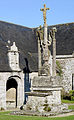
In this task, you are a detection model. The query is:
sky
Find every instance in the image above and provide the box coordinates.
[0,0,74,28]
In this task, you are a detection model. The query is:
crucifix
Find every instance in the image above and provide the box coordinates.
[40,4,50,25]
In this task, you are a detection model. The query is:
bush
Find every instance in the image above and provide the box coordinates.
[61,89,71,100]
[61,90,74,101]
[63,93,71,100]
[69,90,74,101]
[69,90,74,96]
[71,96,74,101]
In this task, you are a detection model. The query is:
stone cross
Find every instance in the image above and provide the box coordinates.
[40,4,50,25]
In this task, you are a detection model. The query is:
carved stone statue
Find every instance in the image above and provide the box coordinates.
[40,4,50,25]
[36,25,44,41]
[36,26,44,76]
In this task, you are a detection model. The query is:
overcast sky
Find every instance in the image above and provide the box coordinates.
[0,0,74,28]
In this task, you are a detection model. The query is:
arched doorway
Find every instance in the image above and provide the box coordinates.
[6,78,18,108]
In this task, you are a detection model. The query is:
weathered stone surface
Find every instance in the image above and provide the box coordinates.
[11,108,72,116]
[25,92,52,97]
[23,91,68,113]
[50,104,68,113]
[50,27,57,76]
[32,76,61,87]
[56,55,74,92]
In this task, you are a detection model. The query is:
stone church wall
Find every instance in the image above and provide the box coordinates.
[0,75,6,109]
[56,55,74,92]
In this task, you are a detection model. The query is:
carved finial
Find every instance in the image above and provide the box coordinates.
[40,4,50,25]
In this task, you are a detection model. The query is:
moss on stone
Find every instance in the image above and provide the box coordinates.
[56,60,63,77]
[43,106,51,112]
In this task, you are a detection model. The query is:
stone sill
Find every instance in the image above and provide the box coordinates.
[25,92,52,97]
[32,87,62,91]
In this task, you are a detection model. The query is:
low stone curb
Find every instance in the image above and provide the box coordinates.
[10,109,74,117]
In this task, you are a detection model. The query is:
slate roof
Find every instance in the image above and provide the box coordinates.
[0,21,74,72]
[49,23,74,55]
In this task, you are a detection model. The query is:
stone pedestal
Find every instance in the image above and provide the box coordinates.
[23,76,68,113]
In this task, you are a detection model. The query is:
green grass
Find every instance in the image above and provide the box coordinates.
[68,105,74,110]
[62,99,74,104]
[0,115,74,120]
[62,99,74,110]
[0,111,11,115]
[0,112,74,120]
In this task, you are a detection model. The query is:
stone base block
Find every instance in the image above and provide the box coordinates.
[23,94,68,113]
[32,76,61,88]
[23,86,66,113]
[23,76,68,113]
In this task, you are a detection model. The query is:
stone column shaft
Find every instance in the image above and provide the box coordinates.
[38,38,42,76]
[43,24,48,62]
[42,24,50,76]
[52,33,56,76]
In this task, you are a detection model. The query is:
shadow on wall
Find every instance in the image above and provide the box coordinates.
[23,58,31,104]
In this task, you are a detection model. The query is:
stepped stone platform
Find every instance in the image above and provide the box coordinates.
[10,109,73,117]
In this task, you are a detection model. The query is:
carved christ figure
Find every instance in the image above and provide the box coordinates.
[40,4,50,25]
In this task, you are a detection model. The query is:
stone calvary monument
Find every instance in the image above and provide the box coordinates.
[23,4,68,114]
